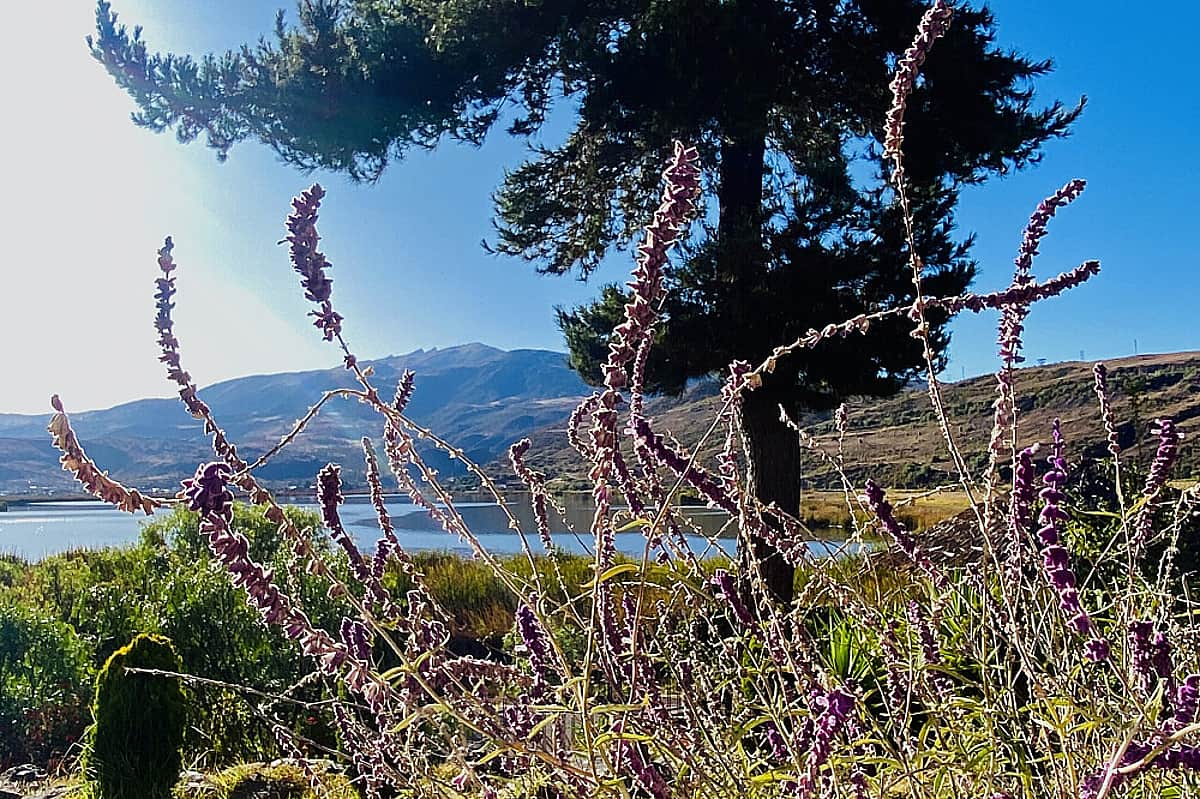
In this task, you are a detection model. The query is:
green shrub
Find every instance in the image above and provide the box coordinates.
[0,505,346,771]
[0,602,91,767]
[84,634,186,799]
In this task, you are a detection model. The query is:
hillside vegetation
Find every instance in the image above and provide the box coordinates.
[515,351,1200,489]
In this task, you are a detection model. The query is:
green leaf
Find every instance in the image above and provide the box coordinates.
[584,563,640,587]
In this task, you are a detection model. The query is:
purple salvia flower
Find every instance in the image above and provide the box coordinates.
[151,238,256,485]
[597,586,628,670]
[880,622,914,751]
[586,396,621,562]
[392,369,415,414]
[907,601,950,700]
[361,437,403,614]
[1084,637,1111,663]
[332,704,395,799]
[601,141,700,391]
[316,463,370,583]
[883,1,955,169]
[611,720,671,799]
[566,393,600,460]
[1013,179,1088,288]
[509,439,555,553]
[1123,623,1171,705]
[47,402,161,516]
[618,739,670,799]
[1007,444,1038,582]
[864,481,940,584]
[633,416,738,515]
[762,260,1101,363]
[180,461,235,525]
[154,237,211,422]
[763,721,789,761]
[711,569,755,630]
[1081,742,1200,799]
[1128,620,1173,695]
[614,441,685,565]
[1038,420,1109,661]
[989,181,1087,504]
[907,601,939,667]
[956,261,1101,314]
[1093,363,1121,458]
[799,688,857,797]
[1129,621,1155,682]
[285,184,344,342]
[629,337,653,419]
[585,143,699,591]
[1173,675,1200,728]
[184,463,392,715]
[405,590,448,651]
[340,617,373,661]
[1132,418,1182,555]
[515,601,553,699]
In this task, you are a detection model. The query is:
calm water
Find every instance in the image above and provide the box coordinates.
[0,496,851,562]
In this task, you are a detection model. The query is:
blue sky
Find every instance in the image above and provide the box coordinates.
[1,1,1195,414]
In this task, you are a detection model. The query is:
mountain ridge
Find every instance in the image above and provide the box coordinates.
[0,344,588,495]
[510,351,1200,489]
[7,347,1199,498]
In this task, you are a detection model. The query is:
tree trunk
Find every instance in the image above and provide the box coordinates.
[717,128,797,605]
[739,384,801,605]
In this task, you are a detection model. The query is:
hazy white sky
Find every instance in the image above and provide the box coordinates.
[5,3,329,415]
[3,1,1197,415]
[3,1,615,415]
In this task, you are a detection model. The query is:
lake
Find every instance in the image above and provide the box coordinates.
[0,495,851,562]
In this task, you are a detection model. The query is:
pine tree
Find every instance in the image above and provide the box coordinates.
[90,0,1079,601]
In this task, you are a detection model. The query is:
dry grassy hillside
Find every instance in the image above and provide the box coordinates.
[509,352,1200,490]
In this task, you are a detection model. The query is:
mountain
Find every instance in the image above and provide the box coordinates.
[510,352,1200,489]
[0,344,589,496]
[10,348,1198,499]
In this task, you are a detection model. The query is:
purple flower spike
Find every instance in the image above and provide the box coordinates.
[601,141,701,391]
[286,184,344,342]
[1173,675,1200,727]
[515,602,553,699]
[1082,741,1200,798]
[392,369,415,414]
[1007,445,1038,576]
[509,439,555,553]
[1129,621,1173,693]
[1132,418,1182,555]
[763,721,789,761]
[339,618,373,661]
[317,463,369,581]
[864,481,938,582]
[799,688,857,796]
[884,1,955,168]
[711,569,754,629]
[1093,364,1121,458]
[1037,420,1108,661]
[1013,179,1087,287]
[180,461,235,525]
[633,416,738,515]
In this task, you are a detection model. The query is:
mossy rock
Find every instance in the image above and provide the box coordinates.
[183,762,356,799]
[84,634,186,799]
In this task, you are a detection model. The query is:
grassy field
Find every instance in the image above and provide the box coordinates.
[799,487,971,532]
